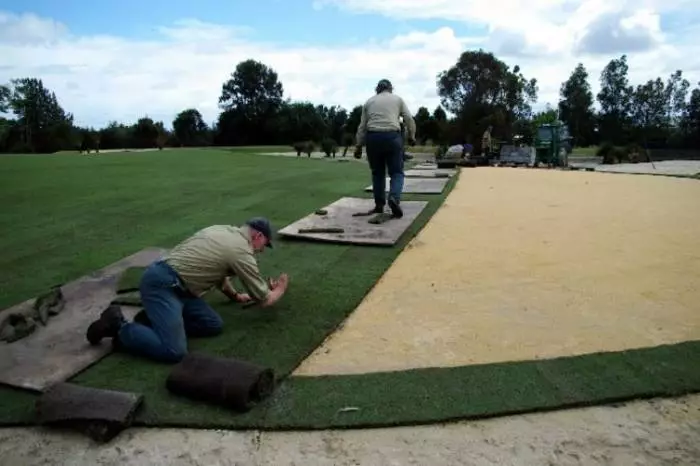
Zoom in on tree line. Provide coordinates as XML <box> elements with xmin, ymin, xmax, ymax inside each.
<box><xmin>0</xmin><ymin>50</ymin><xmax>698</xmax><ymax>154</ymax></box>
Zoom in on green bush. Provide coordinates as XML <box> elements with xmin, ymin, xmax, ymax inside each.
<box><xmin>596</xmin><ymin>142</ymin><xmax>614</xmax><ymax>159</ymax></box>
<box><xmin>609</xmin><ymin>146</ymin><xmax>627</xmax><ymax>164</ymax></box>
<box><xmin>625</xmin><ymin>143</ymin><xmax>645</xmax><ymax>163</ymax></box>
<box><xmin>292</xmin><ymin>141</ymin><xmax>314</xmax><ymax>157</ymax></box>
<box><xmin>434</xmin><ymin>144</ymin><xmax>448</xmax><ymax>159</ymax></box>
<box><xmin>320</xmin><ymin>138</ymin><xmax>338</xmax><ymax>158</ymax></box>
<box><xmin>341</xmin><ymin>133</ymin><xmax>354</xmax><ymax>147</ymax></box>
<box><xmin>598</xmin><ymin>142</ymin><xmax>626</xmax><ymax>164</ymax></box>
<box><xmin>340</xmin><ymin>134</ymin><xmax>355</xmax><ymax>157</ymax></box>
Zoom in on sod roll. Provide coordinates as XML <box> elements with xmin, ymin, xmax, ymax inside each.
<box><xmin>165</xmin><ymin>352</ymin><xmax>275</xmax><ymax>412</ymax></box>
<box><xmin>35</xmin><ymin>382</ymin><xmax>143</xmax><ymax>442</ymax></box>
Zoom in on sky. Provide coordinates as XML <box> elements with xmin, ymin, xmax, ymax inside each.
<box><xmin>1</xmin><ymin>0</ymin><xmax>699</xmax><ymax>129</ymax></box>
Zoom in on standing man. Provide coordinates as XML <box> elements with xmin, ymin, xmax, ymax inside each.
<box><xmin>354</xmin><ymin>79</ymin><xmax>416</xmax><ymax>219</ymax></box>
<box><xmin>482</xmin><ymin>125</ymin><xmax>493</xmax><ymax>155</ymax></box>
<box><xmin>86</xmin><ymin>217</ymin><xmax>289</xmax><ymax>363</ymax></box>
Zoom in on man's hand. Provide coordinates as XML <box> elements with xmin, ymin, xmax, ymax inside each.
<box><xmin>408</xmin><ymin>137</ymin><xmax>416</xmax><ymax>146</ymax></box>
<box><xmin>259</xmin><ymin>273</ymin><xmax>289</xmax><ymax>308</ymax></box>
<box><xmin>353</xmin><ymin>146</ymin><xmax>363</xmax><ymax>159</ymax></box>
<box><xmin>268</xmin><ymin>273</ymin><xmax>288</xmax><ymax>290</ymax></box>
<box><xmin>233</xmin><ymin>292</ymin><xmax>253</xmax><ymax>303</ymax></box>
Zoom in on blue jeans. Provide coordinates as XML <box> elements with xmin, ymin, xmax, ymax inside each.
<box><xmin>117</xmin><ymin>260</ymin><xmax>223</xmax><ymax>363</ymax></box>
<box><xmin>366</xmin><ymin>131</ymin><xmax>404</xmax><ymax>207</ymax></box>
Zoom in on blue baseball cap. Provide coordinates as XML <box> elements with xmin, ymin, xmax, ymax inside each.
<box><xmin>245</xmin><ymin>217</ymin><xmax>274</xmax><ymax>248</ymax></box>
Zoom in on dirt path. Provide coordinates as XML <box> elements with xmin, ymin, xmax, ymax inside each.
<box><xmin>1</xmin><ymin>394</ymin><xmax>698</xmax><ymax>465</ymax></box>
<box><xmin>295</xmin><ymin>168</ymin><xmax>700</xmax><ymax>375</ymax></box>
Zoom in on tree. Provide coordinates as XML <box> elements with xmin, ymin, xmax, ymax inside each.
<box><xmin>132</xmin><ymin>117</ymin><xmax>160</xmax><ymax>148</ymax></box>
<box><xmin>324</xmin><ymin>105</ymin><xmax>348</xmax><ymax>143</ymax></box>
<box><xmin>631</xmin><ymin>79</ymin><xmax>666</xmax><ymax>130</ymax></box>
<box><xmin>173</xmin><ymin>108</ymin><xmax>209</xmax><ymax>146</ymax></box>
<box><xmin>664</xmin><ymin>70</ymin><xmax>690</xmax><ymax>127</ymax></box>
<box><xmin>280</xmin><ymin>101</ymin><xmax>327</xmax><ymax>142</ymax></box>
<box><xmin>5</xmin><ymin>78</ymin><xmax>75</xmax><ymax>152</ymax></box>
<box><xmin>0</xmin><ymin>84</ymin><xmax>10</xmax><ymax>113</ymax></box>
<box><xmin>559</xmin><ymin>63</ymin><xmax>595</xmax><ymax>146</ymax></box>
<box><xmin>413</xmin><ymin>107</ymin><xmax>432</xmax><ymax>144</ymax></box>
<box><xmin>219</xmin><ymin>59</ymin><xmax>283</xmax><ymax>117</ymax></box>
<box><xmin>155</xmin><ymin>121</ymin><xmax>169</xmax><ymax>150</ymax></box>
<box><xmin>432</xmin><ymin>106</ymin><xmax>448</xmax><ymax>144</ymax></box>
<box><xmin>99</xmin><ymin>121</ymin><xmax>132</xmax><ymax>150</ymax></box>
<box><xmin>681</xmin><ymin>83</ymin><xmax>700</xmax><ymax>147</ymax></box>
<box><xmin>597</xmin><ymin>55</ymin><xmax>633</xmax><ymax>144</ymax></box>
<box><xmin>534</xmin><ymin>105</ymin><xmax>558</xmax><ymax>125</ymax></box>
<box><xmin>217</xmin><ymin>59</ymin><xmax>285</xmax><ymax>145</ymax></box>
<box><xmin>436</xmin><ymin>49</ymin><xmax>537</xmax><ymax>144</ymax></box>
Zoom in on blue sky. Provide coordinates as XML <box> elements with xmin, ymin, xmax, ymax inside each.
<box><xmin>0</xmin><ymin>0</ymin><xmax>476</xmax><ymax>45</ymax></box>
<box><xmin>1</xmin><ymin>0</ymin><xmax>698</xmax><ymax>128</ymax></box>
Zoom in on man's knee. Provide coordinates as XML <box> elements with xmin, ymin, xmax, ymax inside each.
<box><xmin>204</xmin><ymin>314</ymin><xmax>224</xmax><ymax>336</ymax></box>
<box><xmin>159</xmin><ymin>339</ymin><xmax>188</xmax><ymax>362</ymax></box>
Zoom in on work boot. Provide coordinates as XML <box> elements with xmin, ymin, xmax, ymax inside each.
<box><xmin>86</xmin><ymin>305</ymin><xmax>126</xmax><ymax>345</ymax></box>
<box><xmin>33</xmin><ymin>285</ymin><xmax>66</xmax><ymax>325</ymax></box>
<box><xmin>0</xmin><ymin>314</ymin><xmax>37</xmax><ymax>343</ymax></box>
<box><xmin>352</xmin><ymin>205</ymin><xmax>384</xmax><ymax>217</ymax></box>
<box><xmin>388</xmin><ymin>196</ymin><xmax>403</xmax><ymax>219</ymax></box>
<box><xmin>133</xmin><ymin>309</ymin><xmax>151</xmax><ymax>327</ymax></box>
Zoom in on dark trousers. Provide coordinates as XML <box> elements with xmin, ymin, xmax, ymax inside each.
<box><xmin>365</xmin><ymin>131</ymin><xmax>404</xmax><ymax>207</ymax></box>
<box><xmin>117</xmin><ymin>260</ymin><xmax>223</xmax><ymax>363</ymax></box>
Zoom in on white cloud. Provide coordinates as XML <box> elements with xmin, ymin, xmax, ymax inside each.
<box><xmin>0</xmin><ymin>2</ymin><xmax>698</xmax><ymax>129</ymax></box>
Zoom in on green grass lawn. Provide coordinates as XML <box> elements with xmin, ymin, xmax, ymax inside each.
<box><xmin>571</xmin><ymin>146</ymin><xmax>599</xmax><ymax>157</ymax></box>
<box><xmin>0</xmin><ymin>148</ymin><xmax>454</xmax><ymax>426</ymax></box>
<box><xmin>2</xmin><ymin>149</ymin><xmax>697</xmax><ymax>431</ymax></box>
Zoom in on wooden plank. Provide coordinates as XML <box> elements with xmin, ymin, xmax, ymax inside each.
<box><xmin>0</xmin><ymin>247</ymin><xmax>167</xmax><ymax>392</ymax></box>
<box><xmin>404</xmin><ymin>169</ymin><xmax>456</xmax><ymax>178</ymax></box>
<box><xmin>277</xmin><ymin>197</ymin><xmax>428</xmax><ymax>246</ymax></box>
<box><xmin>365</xmin><ymin>177</ymin><xmax>449</xmax><ymax>194</ymax></box>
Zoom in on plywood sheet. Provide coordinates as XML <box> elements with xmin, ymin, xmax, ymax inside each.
<box><xmin>277</xmin><ymin>197</ymin><xmax>428</xmax><ymax>246</ymax></box>
<box><xmin>412</xmin><ymin>163</ymin><xmax>438</xmax><ymax>170</ymax></box>
<box><xmin>404</xmin><ymin>169</ymin><xmax>456</xmax><ymax>178</ymax></box>
<box><xmin>364</xmin><ymin>177</ymin><xmax>448</xmax><ymax>194</ymax></box>
<box><xmin>594</xmin><ymin>160</ymin><xmax>700</xmax><ymax>177</ymax></box>
<box><xmin>0</xmin><ymin>247</ymin><xmax>167</xmax><ymax>392</ymax></box>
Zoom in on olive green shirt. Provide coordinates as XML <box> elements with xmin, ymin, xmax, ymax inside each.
<box><xmin>356</xmin><ymin>91</ymin><xmax>416</xmax><ymax>145</ymax></box>
<box><xmin>165</xmin><ymin>225</ymin><xmax>270</xmax><ymax>301</ymax></box>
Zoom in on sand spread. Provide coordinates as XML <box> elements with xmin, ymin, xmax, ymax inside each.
<box><xmin>294</xmin><ymin>168</ymin><xmax>700</xmax><ymax>376</ymax></box>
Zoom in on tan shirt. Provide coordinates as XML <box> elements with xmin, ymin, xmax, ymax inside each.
<box><xmin>482</xmin><ymin>130</ymin><xmax>492</xmax><ymax>150</ymax></box>
<box><xmin>165</xmin><ymin>225</ymin><xmax>270</xmax><ymax>301</ymax></box>
<box><xmin>356</xmin><ymin>91</ymin><xmax>416</xmax><ymax>145</ymax></box>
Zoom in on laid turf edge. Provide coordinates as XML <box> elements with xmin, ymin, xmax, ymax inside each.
<box><xmin>138</xmin><ymin>339</ymin><xmax>700</xmax><ymax>430</ymax></box>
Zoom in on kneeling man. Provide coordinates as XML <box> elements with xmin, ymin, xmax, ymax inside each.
<box><xmin>86</xmin><ymin>217</ymin><xmax>289</xmax><ymax>363</ymax></box>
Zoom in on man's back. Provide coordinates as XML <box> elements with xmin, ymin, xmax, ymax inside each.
<box><xmin>165</xmin><ymin>225</ymin><xmax>254</xmax><ymax>296</ymax></box>
<box><xmin>357</xmin><ymin>91</ymin><xmax>416</xmax><ymax>144</ymax></box>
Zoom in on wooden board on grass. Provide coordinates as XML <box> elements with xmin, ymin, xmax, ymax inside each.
<box><xmin>0</xmin><ymin>247</ymin><xmax>167</xmax><ymax>392</ymax></box>
<box><xmin>365</xmin><ymin>177</ymin><xmax>449</xmax><ymax>194</ymax></box>
<box><xmin>277</xmin><ymin>197</ymin><xmax>428</xmax><ymax>246</ymax></box>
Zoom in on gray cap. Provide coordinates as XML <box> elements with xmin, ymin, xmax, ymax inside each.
<box><xmin>245</xmin><ymin>217</ymin><xmax>274</xmax><ymax>248</ymax></box>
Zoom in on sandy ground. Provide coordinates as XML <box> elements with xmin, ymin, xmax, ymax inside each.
<box><xmin>295</xmin><ymin>167</ymin><xmax>700</xmax><ymax>375</ymax></box>
<box><xmin>1</xmin><ymin>394</ymin><xmax>698</xmax><ymax>465</ymax></box>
